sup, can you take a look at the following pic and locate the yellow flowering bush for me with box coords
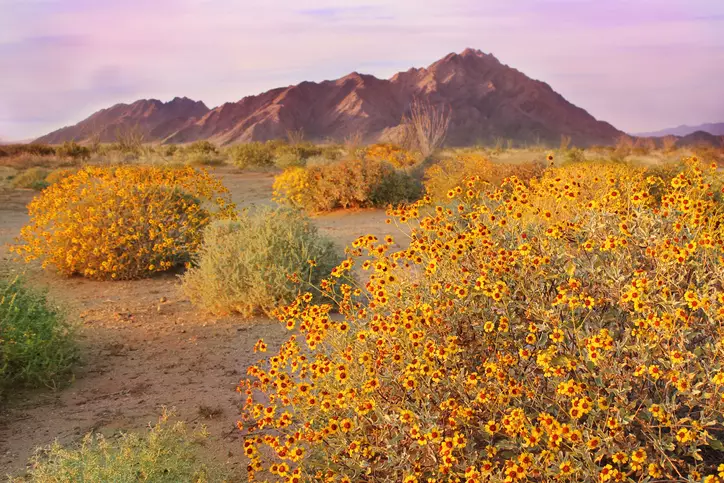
[15,165,235,280]
[240,158,724,482]
[273,159,420,213]
[364,143,419,168]
[424,154,545,202]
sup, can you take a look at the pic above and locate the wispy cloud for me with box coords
[0,0,723,139]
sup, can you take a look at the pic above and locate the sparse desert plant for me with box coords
[612,134,634,161]
[632,137,656,155]
[273,159,420,212]
[114,124,146,154]
[13,410,227,482]
[14,166,235,280]
[0,276,77,398]
[286,128,306,146]
[12,167,50,190]
[240,157,724,482]
[182,207,341,317]
[229,142,276,169]
[661,135,678,153]
[559,134,572,151]
[402,98,451,157]
[343,131,364,155]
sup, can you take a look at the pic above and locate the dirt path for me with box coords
[0,167,396,478]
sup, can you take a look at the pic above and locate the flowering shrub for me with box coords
[364,143,418,168]
[240,158,724,482]
[181,207,341,317]
[273,159,421,213]
[15,166,235,280]
[424,154,545,201]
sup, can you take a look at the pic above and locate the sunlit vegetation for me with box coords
[240,157,724,482]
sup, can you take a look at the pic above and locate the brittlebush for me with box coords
[240,158,724,482]
[15,166,235,280]
[424,154,545,202]
[273,159,420,213]
[364,143,418,168]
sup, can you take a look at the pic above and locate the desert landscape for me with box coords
[1,1,724,482]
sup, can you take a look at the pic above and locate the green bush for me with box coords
[274,153,304,169]
[162,145,179,157]
[228,142,275,169]
[0,277,77,398]
[273,159,421,212]
[564,147,586,164]
[370,168,423,206]
[56,141,90,161]
[13,411,227,482]
[12,167,50,190]
[181,207,341,317]
[177,141,225,166]
[275,142,323,160]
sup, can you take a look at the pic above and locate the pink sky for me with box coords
[1,0,723,141]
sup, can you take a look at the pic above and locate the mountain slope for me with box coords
[35,49,622,146]
[35,97,210,144]
[635,122,724,138]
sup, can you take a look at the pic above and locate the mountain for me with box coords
[35,49,622,146]
[677,131,723,147]
[36,97,210,144]
[635,122,724,138]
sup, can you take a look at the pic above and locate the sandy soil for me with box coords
[0,167,394,478]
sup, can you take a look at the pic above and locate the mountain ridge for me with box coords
[35,48,622,146]
[635,122,724,138]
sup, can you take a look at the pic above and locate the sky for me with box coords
[1,0,723,141]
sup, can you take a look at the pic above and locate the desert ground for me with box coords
[0,167,392,477]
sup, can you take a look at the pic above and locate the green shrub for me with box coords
[273,159,421,212]
[162,145,179,157]
[228,142,275,169]
[13,410,227,482]
[12,167,50,190]
[274,153,304,169]
[181,207,341,317]
[275,142,323,160]
[0,277,77,398]
[56,141,90,161]
[177,141,226,166]
[370,168,423,206]
[564,147,586,164]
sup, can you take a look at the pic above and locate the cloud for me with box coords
[0,0,723,139]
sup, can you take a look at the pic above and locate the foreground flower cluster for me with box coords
[241,158,724,482]
[15,165,235,280]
